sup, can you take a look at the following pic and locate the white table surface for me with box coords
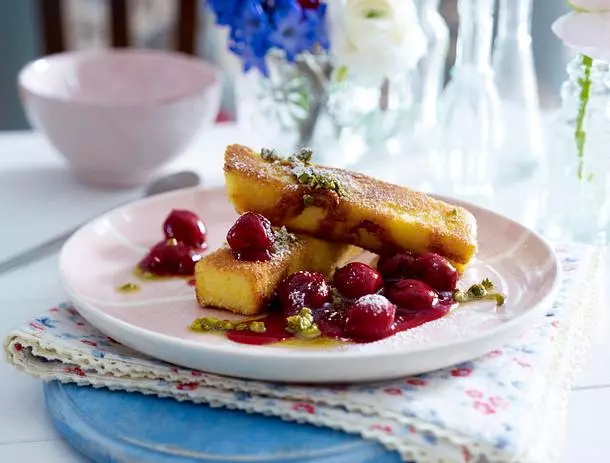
[0,124,608,463]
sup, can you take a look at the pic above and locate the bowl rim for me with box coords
[17,48,223,108]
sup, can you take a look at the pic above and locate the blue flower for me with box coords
[36,317,56,328]
[236,0,270,35]
[305,4,329,50]
[235,391,252,401]
[230,29,272,75]
[90,350,105,359]
[269,3,314,61]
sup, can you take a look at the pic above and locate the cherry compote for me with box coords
[376,252,420,281]
[417,253,458,292]
[333,262,383,299]
[137,209,208,278]
[226,212,275,262]
[277,271,331,316]
[386,279,438,311]
[163,209,207,249]
[227,212,274,251]
[345,294,396,341]
[139,239,203,276]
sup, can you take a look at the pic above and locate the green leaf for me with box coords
[334,65,349,83]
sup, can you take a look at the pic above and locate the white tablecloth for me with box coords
[0,124,608,462]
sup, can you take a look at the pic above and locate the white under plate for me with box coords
[59,187,559,383]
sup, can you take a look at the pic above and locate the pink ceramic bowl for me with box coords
[18,49,222,188]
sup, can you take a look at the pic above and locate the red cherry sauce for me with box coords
[226,313,293,345]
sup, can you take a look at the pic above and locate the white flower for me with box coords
[552,0,610,61]
[328,0,427,85]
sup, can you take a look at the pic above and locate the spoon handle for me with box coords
[0,227,78,276]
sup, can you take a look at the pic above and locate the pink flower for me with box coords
[466,389,483,398]
[405,378,427,386]
[383,387,403,395]
[489,396,509,409]
[293,403,316,414]
[451,367,472,377]
[371,424,393,434]
[553,2,610,60]
[176,382,199,391]
[474,401,495,415]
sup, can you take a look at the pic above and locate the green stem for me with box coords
[575,55,593,180]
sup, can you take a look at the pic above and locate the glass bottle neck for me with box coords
[415,0,441,10]
[455,0,494,69]
[497,0,533,39]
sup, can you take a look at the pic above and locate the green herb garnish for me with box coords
[250,321,267,333]
[116,282,140,293]
[260,147,283,162]
[286,308,321,339]
[453,279,505,306]
[303,194,314,206]
[294,147,313,165]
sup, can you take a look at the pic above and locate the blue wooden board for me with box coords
[44,381,406,463]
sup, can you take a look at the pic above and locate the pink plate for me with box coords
[59,187,559,383]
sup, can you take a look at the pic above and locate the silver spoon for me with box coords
[0,171,201,276]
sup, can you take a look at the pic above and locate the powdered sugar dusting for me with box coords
[356,294,391,315]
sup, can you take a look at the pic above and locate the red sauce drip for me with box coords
[226,313,294,345]
[392,302,454,333]
[224,299,456,346]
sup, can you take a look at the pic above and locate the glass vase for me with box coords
[236,51,419,168]
[414,0,449,130]
[429,0,503,204]
[540,56,610,244]
[492,0,545,183]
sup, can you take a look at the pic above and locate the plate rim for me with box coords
[59,186,561,360]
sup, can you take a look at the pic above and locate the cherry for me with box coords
[376,252,420,281]
[163,209,207,248]
[386,279,438,311]
[333,262,383,299]
[139,239,203,276]
[277,271,331,316]
[417,253,458,292]
[232,248,272,262]
[345,294,396,341]
[226,212,275,253]
[313,305,348,339]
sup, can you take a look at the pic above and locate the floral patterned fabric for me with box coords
[3,243,603,463]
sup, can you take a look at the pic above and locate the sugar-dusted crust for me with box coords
[224,144,477,268]
[195,233,360,315]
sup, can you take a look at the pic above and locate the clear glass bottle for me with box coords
[431,0,503,203]
[492,0,544,182]
[415,0,449,130]
[540,56,610,244]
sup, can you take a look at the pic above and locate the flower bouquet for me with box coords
[206,0,426,165]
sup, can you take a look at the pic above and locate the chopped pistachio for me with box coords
[217,320,235,331]
[295,148,313,165]
[481,278,494,290]
[191,317,235,332]
[275,226,297,246]
[300,324,321,339]
[116,282,140,293]
[303,194,314,206]
[261,147,282,162]
[250,321,267,333]
[234,323,249,331]
[468,283,486,297]
[286,308,321,339]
